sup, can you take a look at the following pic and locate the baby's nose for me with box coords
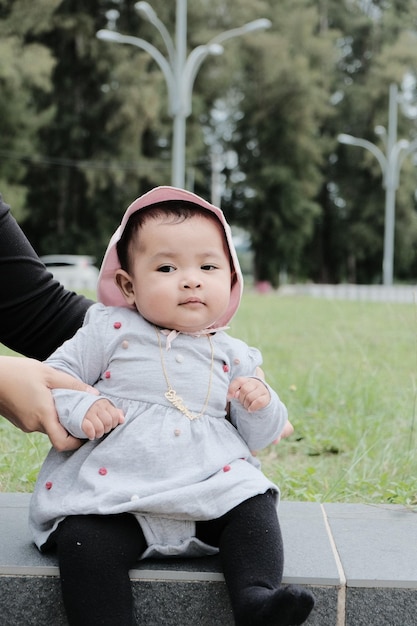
[182,275,201,289]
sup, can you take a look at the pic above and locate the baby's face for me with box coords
[116,214,232,332]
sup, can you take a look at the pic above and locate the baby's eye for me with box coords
[157,265,175,273]
[201,264,217,271]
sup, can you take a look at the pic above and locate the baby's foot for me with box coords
[236,584,315,626]
[262,585,315,625]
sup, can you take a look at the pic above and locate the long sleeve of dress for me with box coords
[46,306,111,438]
[0,194,93,359]
[229,380,287,452]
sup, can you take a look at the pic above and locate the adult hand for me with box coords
[0,356,98,451]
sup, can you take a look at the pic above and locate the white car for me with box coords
[40,254,99,291]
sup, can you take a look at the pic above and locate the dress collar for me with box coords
[159,326,229,350]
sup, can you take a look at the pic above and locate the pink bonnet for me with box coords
[97,186,244,329]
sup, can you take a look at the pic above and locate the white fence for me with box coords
[279,284,417,304]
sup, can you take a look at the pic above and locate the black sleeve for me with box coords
[0,194,94,360]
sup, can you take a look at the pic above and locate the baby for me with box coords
[30,186,315,625]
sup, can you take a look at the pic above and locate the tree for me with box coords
[3,0,417,284]
[224,0,337,286]
[0,0,57,218]
[20,0,260,259]
[20,0,170,260]
[311,0,417,283]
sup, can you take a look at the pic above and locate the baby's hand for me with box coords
[82,399,124,440]
[227,377,271,413]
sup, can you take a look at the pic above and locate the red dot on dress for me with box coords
[104,371,111,379]
[45,481,53,490]
[113,322,122,329]
[98,467,108,476]
[223,465,231,472]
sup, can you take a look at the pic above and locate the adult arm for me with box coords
[0,194,95,449]
[0,356,99,451]
[0,194,93,360]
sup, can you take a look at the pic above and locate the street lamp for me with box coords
[338,83,417,286]
[97,0,271,189]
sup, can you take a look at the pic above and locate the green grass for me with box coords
[1,292,416,506]
[230,293,417,505]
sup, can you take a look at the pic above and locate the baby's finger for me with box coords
[227,377,249,400]
[246,392,270,412]
[109,408,125,430]
[239,381,270,412]
[82,417,101,440]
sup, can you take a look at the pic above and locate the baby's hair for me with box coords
[117,201,236,284]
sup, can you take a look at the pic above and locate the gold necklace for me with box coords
[154,326,214,421]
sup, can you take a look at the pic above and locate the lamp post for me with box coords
[97,1,271,189]
[338,83,417,286]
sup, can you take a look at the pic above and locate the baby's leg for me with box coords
[54,513,146,626]
[214,491,315,626]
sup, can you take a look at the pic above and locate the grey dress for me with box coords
[29,303,287,558]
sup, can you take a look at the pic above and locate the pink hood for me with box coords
[97,186,244,329]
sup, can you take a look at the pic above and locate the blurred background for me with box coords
[2,0,417,288]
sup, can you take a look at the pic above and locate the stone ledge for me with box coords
[0,493,415,625]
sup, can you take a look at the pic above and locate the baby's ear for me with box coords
[115,270,136,305]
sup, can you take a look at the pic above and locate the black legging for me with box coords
[56,512,143,625]
[54,492,314,626]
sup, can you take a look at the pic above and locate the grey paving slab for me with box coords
[0,578,335,626]
[278,501,342,586]
[133,580,234,626]
[0,495,330,625]
[0,492,58,574]
[304,587,339,626]
[0,494,223,579]
[323,503,417,588]
[0,577,67,626]
[0,494,340,585]
[346,587,417,626]
[134,583,338,626]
